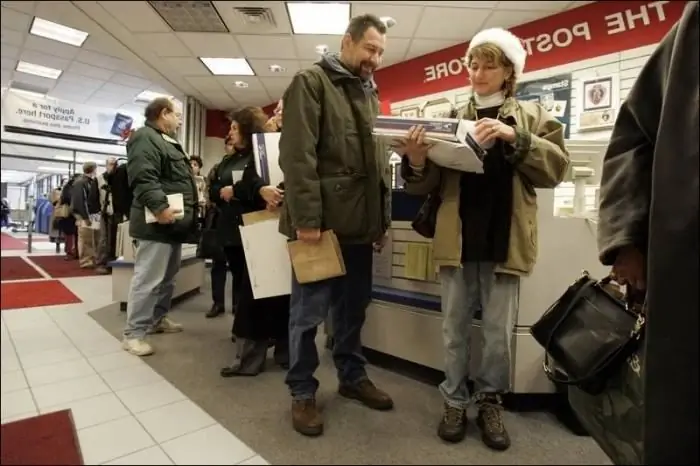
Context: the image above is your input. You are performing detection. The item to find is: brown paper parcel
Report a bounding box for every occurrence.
[287,230,346,284]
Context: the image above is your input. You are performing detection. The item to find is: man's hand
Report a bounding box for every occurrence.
[296,227,321,243]
[393,125,432,167]
[373,233,389,253]
[155,207,182,225]
[259,185,284,207]
[219,186,234,202]
[611,245,646,290]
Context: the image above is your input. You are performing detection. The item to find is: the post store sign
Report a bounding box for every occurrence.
[374,0,686,103]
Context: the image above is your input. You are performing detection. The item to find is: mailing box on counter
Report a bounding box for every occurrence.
[252,132,284,186]
[374,116,485,174]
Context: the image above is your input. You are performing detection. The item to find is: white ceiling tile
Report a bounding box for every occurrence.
[98,1,171,33]
[1,43,21,60]
[98,82,142,99]
[109,72,151,90]
[258,76,291,96]
[163,57,211,76]
[496,1,569,11]
[23,35,81,61]
[214,1,293,35]
[85,91,131,108]
[380,38,412,68]
[350,4,423,39]
[411,1,497,7]
[1,57,17,70]
[47,89,89,103]
[33,1,100,34]
[293,35,340,61]
[184,76,225,91]
[81,35,131,61]
[0,28,25,47]
[76,49,125,71]
[414,7,491,40]
[0,6,33,32]
[19,49,71,72]
[176,32,244,57]
[12,69,57,91]
[136,33,192,58]
[404,38,465,61]
[58,72,106,89]
[248,59,301,77]
[67,61,114,81]
[1,2,37,15]
[229,91,271,107]
[481,10,552,31]
[236,35,297,60]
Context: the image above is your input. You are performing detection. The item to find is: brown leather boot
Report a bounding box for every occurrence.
[338,379,394,411]
[291,398,323,437]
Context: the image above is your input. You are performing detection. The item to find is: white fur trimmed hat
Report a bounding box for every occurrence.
[466,28,527,78]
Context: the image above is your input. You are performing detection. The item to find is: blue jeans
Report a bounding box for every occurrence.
[285,244,373,400]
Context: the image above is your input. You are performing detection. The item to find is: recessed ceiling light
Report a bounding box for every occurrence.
[8,88,47,99]
[234,81,249,88]
[200,57,255,76]
[30,17,89,47]
[380,16,397,28]
[37,166,71,173]
[315,45,329,55]
[269,64,285,73]
[287,2,350,35]
[135,90,172,102]
[16,61,62,80]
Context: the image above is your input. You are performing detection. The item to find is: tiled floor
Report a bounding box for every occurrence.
[1,235,268,465]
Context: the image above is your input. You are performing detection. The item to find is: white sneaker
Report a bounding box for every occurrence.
[122,338,154,356]
[148,317,184,334]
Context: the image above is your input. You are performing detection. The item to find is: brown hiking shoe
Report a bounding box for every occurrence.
[291,398,323,437]
[338,379,394,411]
[475,394,511,451]
[437,403,467,443]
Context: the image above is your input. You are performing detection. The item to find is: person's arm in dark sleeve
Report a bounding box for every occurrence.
[596,17,680,266]
[126,132,169,216]
[70,180,88,220]
[278,70,323,230]
[206,163,223,207]
[236,161,267,207]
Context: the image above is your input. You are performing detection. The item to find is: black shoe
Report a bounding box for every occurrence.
[475,394,511,451]
[273,339,289,370]
[437,403,467,443]
[206,304,225,318]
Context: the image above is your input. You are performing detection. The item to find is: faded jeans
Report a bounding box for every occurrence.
[439,262,519,408]
[285,244,373,400]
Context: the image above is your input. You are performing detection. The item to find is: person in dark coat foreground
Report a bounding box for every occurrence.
[596,2,698,464]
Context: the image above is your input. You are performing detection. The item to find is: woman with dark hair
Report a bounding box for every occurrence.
[210,106,289,376]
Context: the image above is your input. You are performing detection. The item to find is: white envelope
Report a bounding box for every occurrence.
[145,193,185,224]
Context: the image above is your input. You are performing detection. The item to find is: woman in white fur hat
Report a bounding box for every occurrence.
[396,28,570,449]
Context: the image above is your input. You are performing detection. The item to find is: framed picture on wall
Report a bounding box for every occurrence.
[581,76,615,111]
[399,105,420,118]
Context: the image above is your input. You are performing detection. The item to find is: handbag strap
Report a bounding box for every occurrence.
[542,277,645,386]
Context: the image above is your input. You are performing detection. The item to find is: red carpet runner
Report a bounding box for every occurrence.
[0,233,27,251]
[27,256,101,279]
[0,280,82,310]
[0,257,44,281]
[1,410,84,465]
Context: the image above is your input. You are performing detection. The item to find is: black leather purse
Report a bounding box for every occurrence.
[196,207,224,260]
[530,271,646,395]
[411,188,442,239]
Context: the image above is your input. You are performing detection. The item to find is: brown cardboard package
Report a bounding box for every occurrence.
[242,210,279,226]
[287,230,346,284]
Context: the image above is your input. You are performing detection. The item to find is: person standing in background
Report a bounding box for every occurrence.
[279,13,393,437]
[95,157,118,275]
[596,2,698,464]
[122,97,196,357]
[71,162,101,269]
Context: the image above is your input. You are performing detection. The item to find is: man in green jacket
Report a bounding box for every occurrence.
[122,97,198,357]
[279,13,393,437]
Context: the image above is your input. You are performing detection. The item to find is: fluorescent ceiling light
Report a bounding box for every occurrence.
[8,88,46,99]
[30,17,89,47]
[200,58,255,76]
[37,166,71,173]
[287,2,350,35]
[135,90,172,102]
[16,61,62,80]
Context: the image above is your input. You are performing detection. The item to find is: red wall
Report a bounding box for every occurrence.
[206,0,685,138]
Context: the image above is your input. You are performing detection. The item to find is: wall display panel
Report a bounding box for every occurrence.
[515,74,573,139]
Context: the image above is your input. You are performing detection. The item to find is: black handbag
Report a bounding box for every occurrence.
[530,271,646,395]
[411,188,442,239]
[196,207,224,260]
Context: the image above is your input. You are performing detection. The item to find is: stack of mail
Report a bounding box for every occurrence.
[373,116,485,173]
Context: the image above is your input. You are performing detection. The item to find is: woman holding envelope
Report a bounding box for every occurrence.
[210,106,289,376]
[397,28,569,450]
